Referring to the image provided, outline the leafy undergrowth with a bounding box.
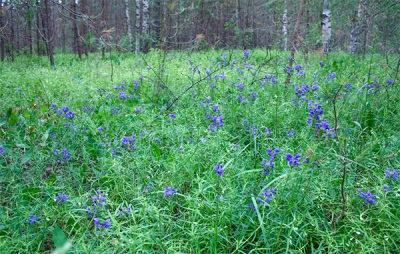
[0,49,399,253]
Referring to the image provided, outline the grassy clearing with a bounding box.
[0,49,399,253]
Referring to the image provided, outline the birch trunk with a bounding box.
[0,0,4,61]
[135,0,140,53]
[349,0,367,54]
[124,0,133,51]
[321,0,332,54]
[282,0,288,51]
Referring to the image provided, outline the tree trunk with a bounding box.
[124,0,133,51]
[281,0,288,51]
[135,0,141,53]
[285,0,305,86]
[71,0,82,59]
[101,0,106,58]
[27,4,34,55]
[321,0,332,54]
[10,6,14,61]
[349,0,367,55]
[142,0,149,52]
[44,0,54,65]
[81,0,89,57]
[0,0,5,61]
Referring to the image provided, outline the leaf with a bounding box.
[21,147,35,165]
[151,144,161,159]
[42,131,49,143]
[53,225,68,249]
[21,187,41,201]
[9,112,18,126]
[0,118,6,127]
[353,121,362,129]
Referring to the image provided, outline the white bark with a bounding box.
[142,0,149,36]
[135,0,140,53]
[321,0,331,54]
[124,0,133,51]
[349,0,367,54]
[282,1,288,51]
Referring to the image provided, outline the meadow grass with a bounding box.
[0,49,399,253]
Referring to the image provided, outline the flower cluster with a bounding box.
[261,148,280,175]
[164,187,177,198]
[121,134,137,150]
[207,114,224,132]
[53,105,75,120]
[55,193,68,203]
[385,168,399,180]
[215,163,224,177]
[118,204,133,216]
[93,217,111,230]
[53,148,71,161]
[27,213,40,224]
[358,189,377,205]
[286,153,302,166]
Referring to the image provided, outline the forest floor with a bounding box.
[0,49,399,253]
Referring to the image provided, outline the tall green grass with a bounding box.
[0,49,399,253]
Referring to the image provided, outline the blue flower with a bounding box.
[164,187,177,198]
[61,149,71,160]
[27,213,40,224]
[286,153,302,166]
[103,218,111,229]
[93,217,102,229]
[62,106,69,113]
[265,128,273,136]
[135,107,143,113]
[250,91,257,100]
[215,163,224,177]
[119,92,127,99]
[97,127,104,132]
[358,189,377,205]
[386,79,394,85]
[55,193,68,203]
[383,185,390,192]
[65,111,75,119]
[209,124,217,132]
[169,113,177,119]
[243,49,250,59]
[0,145,4,154]
[295,65,303,71]
[385,168,399,180]
[92,190,107,207]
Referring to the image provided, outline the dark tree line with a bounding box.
[0,0,399,65]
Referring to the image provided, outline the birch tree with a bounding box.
[135,0,140,53]
[0,0,5,61]
[349,0,367,54]
[124,0,132,51]
[321,0,332,54]
[281,0,288,51]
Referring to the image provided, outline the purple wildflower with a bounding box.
[164,187,177,198]
[286,153,302,166]
[215,163,224,177]
[385,168,399,180]
[358,189,377,205]
[27,213,40,224]
[55,193,68,203]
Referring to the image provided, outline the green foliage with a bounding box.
[0,49,399,253]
